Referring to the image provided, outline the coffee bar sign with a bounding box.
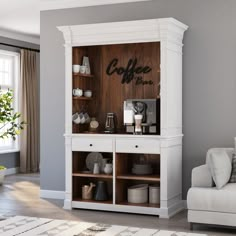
[106,58,154,85]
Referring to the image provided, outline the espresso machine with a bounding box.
[123,99,160,134]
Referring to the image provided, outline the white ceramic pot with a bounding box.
[0,169,6,185]
[104,163,112,175]
[149,185,160,204]
[84,90,92,98]
[128,184,148,204]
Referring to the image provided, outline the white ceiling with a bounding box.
[0,0,40,42]
[0,0,151,44]
[40,0,152,10]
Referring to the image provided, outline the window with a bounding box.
[0,50,20,152]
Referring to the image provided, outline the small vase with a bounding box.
[104,163,113,175]
[93,163,100,174]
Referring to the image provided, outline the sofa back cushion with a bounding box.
[229,154,236,183]
[206,149,233,189]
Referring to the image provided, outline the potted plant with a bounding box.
[0,166,6,185]
[0,89,25,184]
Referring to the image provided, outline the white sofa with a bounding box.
[187,148,236,228]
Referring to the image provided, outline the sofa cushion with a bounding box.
[206,149,232,189]
[229,155,236,183]
[187,183,236,214]
[206,148,234,163]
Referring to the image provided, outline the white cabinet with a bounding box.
[59,18,188,218]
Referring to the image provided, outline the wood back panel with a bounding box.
[72,42,160,133]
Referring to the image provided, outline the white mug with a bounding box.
[72,64,80,73]
[80,66,86,74]
[83,113,90,124]
[72,113,80,124]
[79,113,86,124]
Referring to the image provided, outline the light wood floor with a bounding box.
[0,174,235,235]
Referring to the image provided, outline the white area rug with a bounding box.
[0,215,207,236]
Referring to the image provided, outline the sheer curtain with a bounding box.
[20,49,39,173]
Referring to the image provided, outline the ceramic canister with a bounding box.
[128,184,148,204]
[149,185,160,204]
[82,185,92,200]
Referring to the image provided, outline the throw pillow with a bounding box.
[229,154,236,183]
[207,150,232,189]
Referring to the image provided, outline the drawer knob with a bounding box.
[135,145,139,148]
[89,144,93,147]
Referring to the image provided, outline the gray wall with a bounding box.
[40,0,236,198]
[0,36,39,169]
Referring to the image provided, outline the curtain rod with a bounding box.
[0,42,40,53]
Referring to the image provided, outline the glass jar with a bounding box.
[134,114,143,134]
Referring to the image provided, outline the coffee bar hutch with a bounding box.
[58,18,188,218]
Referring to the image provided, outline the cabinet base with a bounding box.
[63,199,184,218]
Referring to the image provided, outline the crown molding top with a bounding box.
[58,18,188,47]
[40,0,152,11]
[0,29,40,45]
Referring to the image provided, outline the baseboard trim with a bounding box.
[40,190,65,200]
[5,167,19,176]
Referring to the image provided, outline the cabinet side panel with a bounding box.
[161,140,182,204]
[161,42,183,136]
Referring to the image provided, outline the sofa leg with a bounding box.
[190,223,193,231]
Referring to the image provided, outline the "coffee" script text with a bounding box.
[106,58,153,85]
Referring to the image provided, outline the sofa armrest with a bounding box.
[191,164,213,187]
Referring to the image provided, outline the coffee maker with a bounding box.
[123,99,160,134]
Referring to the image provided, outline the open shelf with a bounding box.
[72,43,161,135]
[116,153,160,177]
[73,172,112,179]
[73,73,94,78]
[116,174,160,182]
[72,152,113,203]
[117,201,160,208]
[73,198,112,204]
[72,151,113,173]
[73,97,93,101]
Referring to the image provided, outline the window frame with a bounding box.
[0,49,20,153]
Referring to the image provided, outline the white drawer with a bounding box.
[72,137,113,152]
[116,138,160,154]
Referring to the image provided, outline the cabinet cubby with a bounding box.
[72,176,113,204]
[72,151,113,204]
[116,179,160,208]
